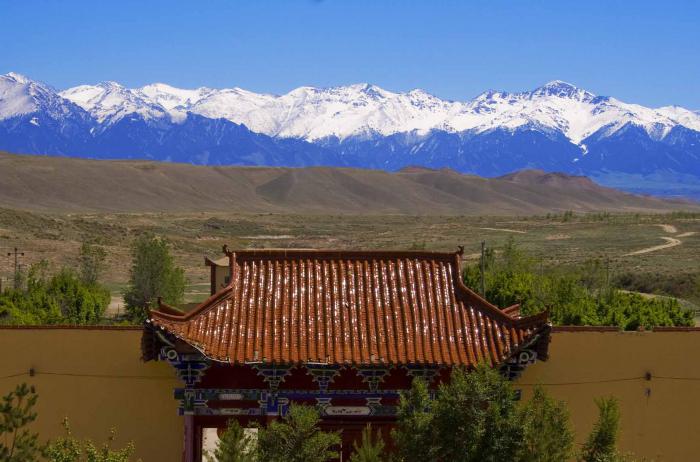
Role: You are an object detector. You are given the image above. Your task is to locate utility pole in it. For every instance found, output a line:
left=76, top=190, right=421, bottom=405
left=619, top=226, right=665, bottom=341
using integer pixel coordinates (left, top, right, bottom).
left=7, top=247, right=24, bottom=290
left=480, top=240, right=486, bottom=296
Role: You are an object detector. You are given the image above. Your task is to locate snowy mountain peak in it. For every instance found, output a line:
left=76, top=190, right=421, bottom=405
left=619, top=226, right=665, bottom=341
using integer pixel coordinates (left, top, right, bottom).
left=3, top=72, right=32, bottom=84
left=0, top=72, right=81, bottom=120
left=531, top=80, right=595, bottom=101
left=59, top=82, right=168, bottom=124
left=2, top=71, right=697, bottom=146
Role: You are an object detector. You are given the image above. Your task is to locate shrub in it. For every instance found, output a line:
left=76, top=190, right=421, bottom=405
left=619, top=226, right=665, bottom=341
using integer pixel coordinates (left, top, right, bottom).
left=0, top=262, right=110, bottom=325
left=44, top=418, right=135, bottom=462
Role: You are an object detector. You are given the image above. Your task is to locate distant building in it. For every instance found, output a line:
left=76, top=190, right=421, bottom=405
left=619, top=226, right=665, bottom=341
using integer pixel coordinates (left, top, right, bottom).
left=144, top=247, right=549, bottom=461
left=204, top=255, right=230, bottom=295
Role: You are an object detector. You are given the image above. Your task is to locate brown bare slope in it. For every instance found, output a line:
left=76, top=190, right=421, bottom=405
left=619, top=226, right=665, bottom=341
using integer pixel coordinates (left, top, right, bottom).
left=0, top=152, right=695, bottom=215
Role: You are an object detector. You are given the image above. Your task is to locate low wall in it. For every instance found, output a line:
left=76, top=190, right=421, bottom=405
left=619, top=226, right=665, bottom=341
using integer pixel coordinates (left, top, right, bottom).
left=519, top=327, right=700, bottom=461
left=0, top=327, right=182, bottom=462
left=2, top=326, right=699, bottom=461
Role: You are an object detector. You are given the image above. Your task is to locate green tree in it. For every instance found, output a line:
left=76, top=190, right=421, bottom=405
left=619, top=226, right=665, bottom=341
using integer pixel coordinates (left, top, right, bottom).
left=518, top=386, right=574, bottom=462
left=392, top=378, right=434, bottom=462
left=0, top=383, right=43, bottom=462
left=45, top=418, right=135, bottom=462
left=431, top=365, right=522, bottom=462
left=463, top=239, right=694, bottom=330
left=123, top=235, right=186, bottom=322
left=78, top=242, right=107, bottom=286
left=394, top=365, right=522, bottom=462
left=257, top=405, right=340, bottom=462
left=0, top=262, right=110, bottom=326
left=580, top=397, right=623, bottom=462
left=349, top=425, right=386, bottom=462
left=206, top=419, right=256, bottom=462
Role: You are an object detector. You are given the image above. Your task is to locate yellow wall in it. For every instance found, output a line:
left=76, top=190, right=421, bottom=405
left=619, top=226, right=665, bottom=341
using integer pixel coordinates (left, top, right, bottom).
left=2, top=327, right=700, bottom=461
left=518, top=328, right=700, bottom=462
left=0, top=327, right=182, bottom=462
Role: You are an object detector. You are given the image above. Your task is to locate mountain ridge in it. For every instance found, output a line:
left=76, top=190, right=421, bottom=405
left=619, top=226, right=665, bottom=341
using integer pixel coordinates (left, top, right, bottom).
left=2, top=72, right=700, bottom=199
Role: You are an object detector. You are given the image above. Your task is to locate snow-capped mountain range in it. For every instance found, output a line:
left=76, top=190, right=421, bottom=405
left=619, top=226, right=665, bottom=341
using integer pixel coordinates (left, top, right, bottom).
left=57, top=76, right=700, bottom=144
left=2, top=71, right=700, bottom=198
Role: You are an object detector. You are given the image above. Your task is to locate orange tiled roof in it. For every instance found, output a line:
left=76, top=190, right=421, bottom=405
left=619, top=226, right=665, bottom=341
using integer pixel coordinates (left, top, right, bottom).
left=148, top=249, right=548, bottom=367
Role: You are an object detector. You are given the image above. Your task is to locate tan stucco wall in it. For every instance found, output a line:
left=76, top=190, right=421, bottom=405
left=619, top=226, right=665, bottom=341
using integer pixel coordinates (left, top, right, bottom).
left=0, top=327, right=182, bottom=462
left=2, top=327, right=699, bottom=461
left=518, top=328, right=700, bottom=462
left=212, top=265, right=230, bottom=295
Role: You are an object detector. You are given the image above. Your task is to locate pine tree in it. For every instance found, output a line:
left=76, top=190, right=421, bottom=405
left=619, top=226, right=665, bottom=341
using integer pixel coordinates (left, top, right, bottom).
left=580, top=397, right=622, bottom=462
left=349, top=425, right=386, bottom=462
left=206, top=419, right=256, bottom=462
left=517, top=386, right=574, bottom=462
left=257, top=405, right=340, bottom=462
left=0, top=383, right=43, bottom=462
left=392, top=378, right=434, bottom=462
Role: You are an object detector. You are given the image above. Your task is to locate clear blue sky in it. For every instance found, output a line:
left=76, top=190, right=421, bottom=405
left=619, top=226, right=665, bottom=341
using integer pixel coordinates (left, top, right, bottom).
left=1, top=0, right=698, bottom=108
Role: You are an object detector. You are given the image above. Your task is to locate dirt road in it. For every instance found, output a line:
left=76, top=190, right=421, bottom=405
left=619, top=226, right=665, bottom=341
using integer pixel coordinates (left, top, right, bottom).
left=657, top=224, right=678, bottom=234
left=623, top=237, right=682, bottom=256
left=479, top=227, right=526, bottom=234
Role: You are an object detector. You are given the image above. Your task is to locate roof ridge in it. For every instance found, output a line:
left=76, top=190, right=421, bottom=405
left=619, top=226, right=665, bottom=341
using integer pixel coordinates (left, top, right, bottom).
left=232, top=248, right=463, bottom=260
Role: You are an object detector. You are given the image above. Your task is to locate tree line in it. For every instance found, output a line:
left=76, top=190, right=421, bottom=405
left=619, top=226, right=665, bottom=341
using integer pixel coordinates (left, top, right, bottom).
left=1, top=235, right=694, bottom=329
left=0, top=236, right=185, bottom=325
left=463, top=238, right=694, bottom=330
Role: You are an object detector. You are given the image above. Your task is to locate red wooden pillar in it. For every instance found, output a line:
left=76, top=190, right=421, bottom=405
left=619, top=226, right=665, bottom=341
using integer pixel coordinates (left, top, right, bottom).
left=183, top=414, right=196, bottom=462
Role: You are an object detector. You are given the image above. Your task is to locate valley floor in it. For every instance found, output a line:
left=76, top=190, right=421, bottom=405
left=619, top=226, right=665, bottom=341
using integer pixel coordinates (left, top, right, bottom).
left=1, top=209, right=699, bottom=308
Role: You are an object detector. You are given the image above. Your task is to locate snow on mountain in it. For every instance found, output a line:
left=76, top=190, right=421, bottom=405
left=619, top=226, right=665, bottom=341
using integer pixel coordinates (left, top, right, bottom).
left=56, top=77, right=700, bottom=145
left=2, top=72, right=700, bottom=198
left=0, top=72, right=82, bottom=121
left=4, top=71, right=700, bottom=150
left=59, top=82, right=169, bottom=124
left=445, top=81, right=699, bottom=144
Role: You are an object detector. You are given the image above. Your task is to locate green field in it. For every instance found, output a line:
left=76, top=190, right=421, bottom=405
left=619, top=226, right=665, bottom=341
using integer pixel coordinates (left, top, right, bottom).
left=1, top=209, right=699, bottom=308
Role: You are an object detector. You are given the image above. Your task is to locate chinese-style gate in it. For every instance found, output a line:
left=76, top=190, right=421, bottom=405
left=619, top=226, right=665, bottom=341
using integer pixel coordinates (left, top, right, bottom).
left=142, top=248, right=550, bottom=461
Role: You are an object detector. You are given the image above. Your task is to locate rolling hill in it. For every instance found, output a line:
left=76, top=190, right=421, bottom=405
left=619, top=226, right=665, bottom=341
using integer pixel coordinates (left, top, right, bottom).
left=0, top=151, right=694, bottom=215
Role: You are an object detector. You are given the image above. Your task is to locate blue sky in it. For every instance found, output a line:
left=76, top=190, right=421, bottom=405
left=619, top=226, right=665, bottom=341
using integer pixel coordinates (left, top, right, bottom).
left=1, top=0, right=698, bottom=108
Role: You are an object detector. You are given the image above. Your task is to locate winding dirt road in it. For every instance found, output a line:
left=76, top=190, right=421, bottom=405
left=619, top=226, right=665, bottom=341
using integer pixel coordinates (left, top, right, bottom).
left=623, top=236, right=682, bottom=256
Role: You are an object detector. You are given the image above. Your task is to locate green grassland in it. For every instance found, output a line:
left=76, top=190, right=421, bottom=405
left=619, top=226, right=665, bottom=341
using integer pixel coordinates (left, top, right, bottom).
left=1, top=209, right=699, bottom=307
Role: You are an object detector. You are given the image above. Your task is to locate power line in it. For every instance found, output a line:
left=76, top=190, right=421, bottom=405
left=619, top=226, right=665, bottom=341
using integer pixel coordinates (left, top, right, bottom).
left=36, top=371, right=177, bottom=380
left=0, top=370, right=176, bottom=381
left=517, top=376, right=644, bottom=386
left=6, top=247, right=25, bottom=290
left=3, top=370, right=700, bottom=385
left=0, top=372, right=28, bottom=380
left=653, top=375, right=700, bottom=382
